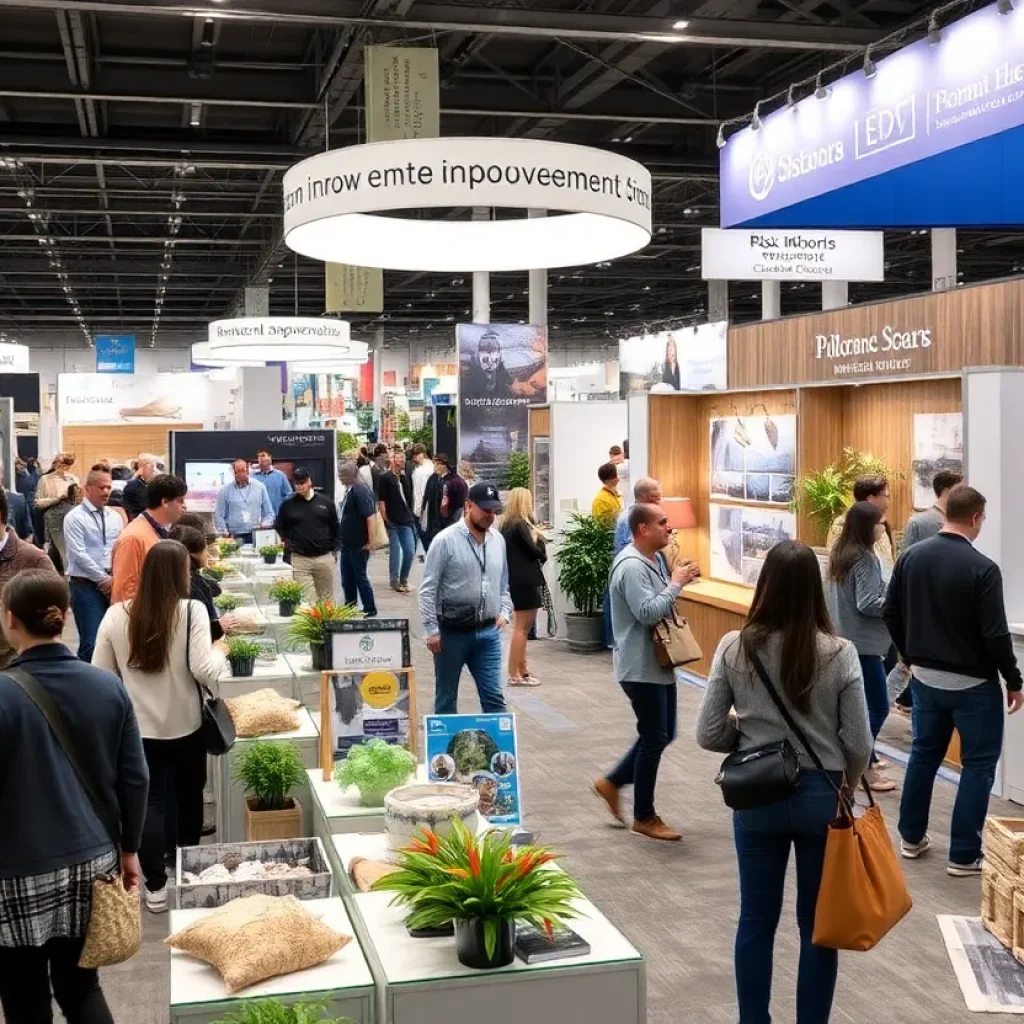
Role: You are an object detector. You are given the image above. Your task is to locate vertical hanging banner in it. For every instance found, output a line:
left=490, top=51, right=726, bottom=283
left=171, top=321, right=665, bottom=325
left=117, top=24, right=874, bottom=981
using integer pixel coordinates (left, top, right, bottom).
left=95, top=334, right=136, bottom=374
left=457, top=324, right=547, bottom=487
left=325, top=45, right=439, bottom=315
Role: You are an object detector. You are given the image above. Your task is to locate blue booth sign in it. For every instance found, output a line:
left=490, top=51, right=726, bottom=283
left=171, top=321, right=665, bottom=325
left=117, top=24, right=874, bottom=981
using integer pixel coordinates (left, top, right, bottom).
left=720, top=2, right=1024, bottom=227
left=95, top=335, right=136, bottom=374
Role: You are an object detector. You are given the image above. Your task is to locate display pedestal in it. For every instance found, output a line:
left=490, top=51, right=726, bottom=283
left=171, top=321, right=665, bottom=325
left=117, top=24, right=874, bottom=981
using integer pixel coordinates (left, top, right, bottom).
left=214, top=708, right=320, bottom=843
left=168, top=898, right=375, bottom=1024
left=254, top=565, right=295, bottom=599
left=331, top=833, right=399, bottom=897
left=348, top=890, right=645, bottom=1024
left=284, top=652, right=320, bottom=706
left=219, top=654, right=297, bottom=700
left=307, top=768, right=388, bottom=854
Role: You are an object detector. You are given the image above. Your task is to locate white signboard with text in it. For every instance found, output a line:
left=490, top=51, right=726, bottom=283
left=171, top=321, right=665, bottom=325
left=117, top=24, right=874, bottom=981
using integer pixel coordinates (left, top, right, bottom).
left=701, top=228, right=884, bottom=282
left=57, top=372, right=215, bottom=426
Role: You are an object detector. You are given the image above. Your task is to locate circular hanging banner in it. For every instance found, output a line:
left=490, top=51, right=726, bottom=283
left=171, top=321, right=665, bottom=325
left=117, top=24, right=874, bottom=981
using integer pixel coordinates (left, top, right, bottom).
left=282, top=137, right=653, bottom=272
left=192, top=340, right=367, bottom=369
left=360, top=671, right=400, bottom=709
left=207, top=317, right=360, bottom=362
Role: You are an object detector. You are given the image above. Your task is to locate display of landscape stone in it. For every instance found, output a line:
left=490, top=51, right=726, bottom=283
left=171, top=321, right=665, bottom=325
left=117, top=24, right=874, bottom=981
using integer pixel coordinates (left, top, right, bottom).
left=175, top=838, right=333, bottom=909
left=384, top=782, right=480, bottom=851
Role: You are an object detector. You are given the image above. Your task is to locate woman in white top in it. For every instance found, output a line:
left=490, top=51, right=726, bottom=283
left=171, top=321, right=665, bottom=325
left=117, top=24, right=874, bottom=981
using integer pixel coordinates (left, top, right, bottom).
left=92, top=539, right=228, bottom=914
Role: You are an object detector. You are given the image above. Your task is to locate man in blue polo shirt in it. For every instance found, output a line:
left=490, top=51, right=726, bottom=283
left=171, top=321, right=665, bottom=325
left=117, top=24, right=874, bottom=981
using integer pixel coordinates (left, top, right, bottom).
left=214, top=458, right=274, bottom=545
left=252, top=449, right=293, bottom=514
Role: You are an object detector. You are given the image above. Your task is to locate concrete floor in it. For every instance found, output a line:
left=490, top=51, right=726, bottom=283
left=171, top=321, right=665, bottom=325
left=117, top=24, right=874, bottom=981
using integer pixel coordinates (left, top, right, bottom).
left=56, top=554, right=1024, bottom=1023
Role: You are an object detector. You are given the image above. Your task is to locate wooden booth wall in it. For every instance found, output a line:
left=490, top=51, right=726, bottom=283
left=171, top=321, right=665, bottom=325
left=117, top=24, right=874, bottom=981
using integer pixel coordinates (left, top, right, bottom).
left=62, top=424, right=202, bottom=479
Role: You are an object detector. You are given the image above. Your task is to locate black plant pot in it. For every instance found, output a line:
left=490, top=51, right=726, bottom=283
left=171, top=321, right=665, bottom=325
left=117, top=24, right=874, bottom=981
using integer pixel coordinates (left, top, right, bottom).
left=309, top=642, right=328, bottom=671
left=229, top=654, right=256, bottom=678
left=263, top=554, right=278, bottom=565
left=454, top=918, right=515, bottom=970
left=278, top=600, right=298, bottom=617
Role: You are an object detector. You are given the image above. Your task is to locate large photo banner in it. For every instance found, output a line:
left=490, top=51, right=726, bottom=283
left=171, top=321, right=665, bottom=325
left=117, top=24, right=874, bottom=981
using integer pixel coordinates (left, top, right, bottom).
left=619, top=321, right=727, bottom=398
left=457, top=323, right=547, bottom=486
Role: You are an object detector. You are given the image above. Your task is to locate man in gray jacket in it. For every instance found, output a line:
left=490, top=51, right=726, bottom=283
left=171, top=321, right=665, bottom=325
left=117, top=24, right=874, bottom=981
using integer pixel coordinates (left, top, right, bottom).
left=594, top=503, right=699, bottom=841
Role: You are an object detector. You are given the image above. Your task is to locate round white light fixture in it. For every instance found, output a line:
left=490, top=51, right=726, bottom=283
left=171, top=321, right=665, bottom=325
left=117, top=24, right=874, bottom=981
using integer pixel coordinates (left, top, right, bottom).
left=207, top=316, right=359, bottom=362
left=282, top=137, right=653, bottom=272
left=192, top=338, right=367, bottom=370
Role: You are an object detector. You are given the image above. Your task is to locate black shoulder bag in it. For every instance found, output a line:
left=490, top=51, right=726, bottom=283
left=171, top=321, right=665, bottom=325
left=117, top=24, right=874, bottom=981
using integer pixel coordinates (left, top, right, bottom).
left=714, top=643, right=831, bottom=810
left=186, top=602, right=236, bottom=756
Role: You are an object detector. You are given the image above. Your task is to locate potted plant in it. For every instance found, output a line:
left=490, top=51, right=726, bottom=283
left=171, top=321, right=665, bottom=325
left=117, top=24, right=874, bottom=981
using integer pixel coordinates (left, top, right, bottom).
left=286, top=599, right=361, bottom=669
left=225, top=636, right=263, bottom=677
left=373, top=818, right=582, bottom=970
left=555, top=513, right=613, bottom=653
left=212, top=997, right=354, bottom=1024
left=232, top=740, right=306, bottom=841
left=268, top=579, right=305, bottom=617
left=505, top=450, right=530, bottom=490
left=334, top=738, right=416, bottom=806
left=218, top=539, right=241, bottom=558
left=259, top=543, right=284, bottom=565
left=214, top=592, right=242, bottom=613
left=202, top=564, right=225, bottom=583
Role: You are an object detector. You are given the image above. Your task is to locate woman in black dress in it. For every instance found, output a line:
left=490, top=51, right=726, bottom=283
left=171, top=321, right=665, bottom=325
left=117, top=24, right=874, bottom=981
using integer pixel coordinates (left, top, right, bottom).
left=499, top=487, right=547, bottom=687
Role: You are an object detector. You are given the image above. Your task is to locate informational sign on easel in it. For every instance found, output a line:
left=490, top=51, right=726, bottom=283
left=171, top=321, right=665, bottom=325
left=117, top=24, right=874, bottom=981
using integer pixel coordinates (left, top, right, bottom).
left=326, top=616, right=411, bottom=672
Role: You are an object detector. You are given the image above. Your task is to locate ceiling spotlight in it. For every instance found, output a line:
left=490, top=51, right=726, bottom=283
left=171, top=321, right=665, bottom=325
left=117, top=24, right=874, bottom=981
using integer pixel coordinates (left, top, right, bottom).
left=751, top=101, right=764, bottom=132
left=672, top=19, right=689, bottom=29
left=786, top=84, right=796, bottom=109
left=716, top=124, right=726, bottom=149
left=814, top=72, right=830, bottom=100
left=999, top=0, right=1013, bottom=14
left=927, top=13, right=941, bottom=44
left=189, top=102, right=202, bottom=127
left=863, top=48, right=877, bottom=79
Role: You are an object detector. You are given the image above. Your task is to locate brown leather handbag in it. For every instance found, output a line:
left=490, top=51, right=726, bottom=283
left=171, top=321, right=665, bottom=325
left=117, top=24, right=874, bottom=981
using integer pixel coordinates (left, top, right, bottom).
left=652, top=607, right=703, bottom=668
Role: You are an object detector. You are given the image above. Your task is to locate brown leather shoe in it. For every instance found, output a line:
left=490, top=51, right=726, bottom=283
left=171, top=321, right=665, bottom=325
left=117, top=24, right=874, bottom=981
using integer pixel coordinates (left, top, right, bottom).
left=631, top=816, right=682, bottom=842
left=593, top=778, right=626, bottom=827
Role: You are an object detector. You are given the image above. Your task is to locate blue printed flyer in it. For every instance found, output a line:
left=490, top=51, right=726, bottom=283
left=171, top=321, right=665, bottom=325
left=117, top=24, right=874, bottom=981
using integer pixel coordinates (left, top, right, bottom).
left=424, top=713, right=522, bottom=827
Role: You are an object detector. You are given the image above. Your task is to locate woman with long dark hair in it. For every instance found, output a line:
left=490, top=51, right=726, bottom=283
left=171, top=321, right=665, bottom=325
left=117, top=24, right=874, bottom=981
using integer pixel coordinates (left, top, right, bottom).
left=828, top=500, right=896, bottom=792
left=92, top=540, right=227, bottom=914
left=696, top=541, right=871, bottom=1024
left=661, top=336, right=681, bottom=390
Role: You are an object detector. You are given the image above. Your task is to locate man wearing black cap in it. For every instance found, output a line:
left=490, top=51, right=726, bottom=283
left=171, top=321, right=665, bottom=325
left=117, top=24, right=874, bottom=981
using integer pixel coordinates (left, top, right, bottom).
left=274, top=468, right=339, bottom=601
left=419, top=481, right=513, bottom=714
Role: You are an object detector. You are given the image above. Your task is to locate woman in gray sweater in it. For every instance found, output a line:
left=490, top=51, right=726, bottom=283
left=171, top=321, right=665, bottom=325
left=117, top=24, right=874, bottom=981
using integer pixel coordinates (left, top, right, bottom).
left=696, top=541, right=871, bottom=1024
left=828, top=500, right=895, bottom=792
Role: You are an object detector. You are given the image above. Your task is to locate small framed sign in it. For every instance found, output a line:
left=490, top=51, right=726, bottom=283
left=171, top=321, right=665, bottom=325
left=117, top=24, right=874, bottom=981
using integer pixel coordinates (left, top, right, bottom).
left=325, top=617, right=411, bottom=672
left=252, top=528, right=279, bottom=550
left=319, top=667, right=418, bottom=778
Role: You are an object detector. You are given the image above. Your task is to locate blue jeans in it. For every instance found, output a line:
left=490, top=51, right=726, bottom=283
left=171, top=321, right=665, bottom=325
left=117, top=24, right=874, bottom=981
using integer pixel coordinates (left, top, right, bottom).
left=339, top=548, right=377, bottom=616
left=433, top=625, right=506, bottom=715
left=858, top=654, right=889, bottom=765
left=606, top=682, right=677, bottom=820
left=69, top=578, right=110, bottom=663
left=387, top=524, right=415, bottom=586
left=601, top=585, right=613, bottom=649
left=733, top=771, right=842, bottom=1024
left=899, top=678, right=1003, bottom=865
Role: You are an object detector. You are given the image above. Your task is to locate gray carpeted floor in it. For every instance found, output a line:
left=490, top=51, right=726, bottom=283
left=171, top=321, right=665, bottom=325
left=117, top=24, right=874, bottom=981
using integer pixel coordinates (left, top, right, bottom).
left=51, top=554, right=1024, bottom=1022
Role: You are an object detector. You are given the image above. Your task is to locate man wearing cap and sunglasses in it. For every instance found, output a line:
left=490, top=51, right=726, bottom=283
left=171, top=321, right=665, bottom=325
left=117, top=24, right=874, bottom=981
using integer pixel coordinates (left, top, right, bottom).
left=419, top=481, right=513, bottom=714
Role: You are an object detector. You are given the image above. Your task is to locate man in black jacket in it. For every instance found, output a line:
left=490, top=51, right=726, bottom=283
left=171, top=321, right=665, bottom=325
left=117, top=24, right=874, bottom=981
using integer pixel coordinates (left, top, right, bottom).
left=121, top=454, right=156, bottom=520
left=883, top=485, right=1023, bottom=876
left=274, top=467, right=339, bottom=602
left=378, top=448, right=416, bottom=593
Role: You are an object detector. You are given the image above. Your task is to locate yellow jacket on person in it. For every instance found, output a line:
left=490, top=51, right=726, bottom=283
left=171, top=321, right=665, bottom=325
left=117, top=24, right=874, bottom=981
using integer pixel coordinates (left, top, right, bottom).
left=591, top=487, right=623, bottom=527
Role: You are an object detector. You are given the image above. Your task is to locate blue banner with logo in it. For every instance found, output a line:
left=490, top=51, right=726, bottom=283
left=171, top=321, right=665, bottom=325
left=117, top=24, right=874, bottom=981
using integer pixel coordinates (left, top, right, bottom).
left=95, top=335, right=135, bottom=374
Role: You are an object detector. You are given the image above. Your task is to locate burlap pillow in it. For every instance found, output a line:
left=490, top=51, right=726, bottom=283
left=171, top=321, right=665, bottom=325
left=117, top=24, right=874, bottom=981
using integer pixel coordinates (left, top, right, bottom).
left=225, top=688, right=301, bottom=737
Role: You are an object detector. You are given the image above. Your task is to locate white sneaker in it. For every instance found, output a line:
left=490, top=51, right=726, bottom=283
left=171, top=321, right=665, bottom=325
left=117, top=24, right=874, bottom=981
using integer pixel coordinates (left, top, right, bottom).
left=145, top=887, right=168, bottom=914
left=900, top=835, right=932, bottom=859
left=948, top=857, right=984, bottom=877
left=508, top=676, right=541, bottom=687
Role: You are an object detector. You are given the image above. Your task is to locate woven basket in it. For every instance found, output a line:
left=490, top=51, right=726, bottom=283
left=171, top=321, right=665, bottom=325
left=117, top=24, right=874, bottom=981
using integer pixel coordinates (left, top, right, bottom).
left=982, top=863, right=1016, bottom=949
left=984, top=817, right=1024, bottom=877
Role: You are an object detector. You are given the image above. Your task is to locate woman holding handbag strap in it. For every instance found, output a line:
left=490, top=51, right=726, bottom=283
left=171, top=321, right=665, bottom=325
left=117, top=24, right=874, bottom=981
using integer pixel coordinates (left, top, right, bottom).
left=0, top=570, right=148, bottom=1024
left=696, top=541, right=872, bottom=1024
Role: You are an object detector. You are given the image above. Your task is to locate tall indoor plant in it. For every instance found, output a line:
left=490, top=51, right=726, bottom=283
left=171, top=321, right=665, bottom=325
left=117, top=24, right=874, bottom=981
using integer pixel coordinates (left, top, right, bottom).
left=233, top=740, right=306, bottom=841
left=555, top=513, right=613, bottom=653
left=285, top=599, right=361, bottom=669
left=373, top=818, right=582, bottom=969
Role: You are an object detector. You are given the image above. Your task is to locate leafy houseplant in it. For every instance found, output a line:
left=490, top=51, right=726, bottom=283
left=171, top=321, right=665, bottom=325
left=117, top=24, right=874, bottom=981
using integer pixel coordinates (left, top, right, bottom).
left=202, top=565, right=225, bottom=582
left=218, top=539, right=241, bottom=558
left=268, top=579, right=305, bottom=617
left=233, top=740, right=306, bottom=841
left=214, top=592, right=242, bottom=613
left=259, top=543, right=284, bottom=565
left=286, top=599, right=361, bottom=667
left=334, top=738, right=416, bottom=806
left=555, top=513, right=613, bottom=653
left=336, top=431, right=360, bottom=457
left=373, top=818, right=583, bottom=969
left=505, top=450, right=530, bottom=490
left=225, top=636, right=263, bottom=678
left=212, top=998, right=353, bottom=1024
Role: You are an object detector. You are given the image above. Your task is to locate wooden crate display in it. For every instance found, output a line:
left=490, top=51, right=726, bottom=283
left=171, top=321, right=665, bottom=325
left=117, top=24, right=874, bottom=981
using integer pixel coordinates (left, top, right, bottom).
left=985, top=817, right=1024, bottom=877
left=982, top=863, right=1016, bottom=949
left=1012, top=889, right=1024, bottom=966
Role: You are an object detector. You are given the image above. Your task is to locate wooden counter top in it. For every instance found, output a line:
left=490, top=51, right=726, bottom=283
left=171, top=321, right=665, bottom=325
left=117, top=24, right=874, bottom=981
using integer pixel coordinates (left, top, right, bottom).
left=679, top=579, right=753, bottom=616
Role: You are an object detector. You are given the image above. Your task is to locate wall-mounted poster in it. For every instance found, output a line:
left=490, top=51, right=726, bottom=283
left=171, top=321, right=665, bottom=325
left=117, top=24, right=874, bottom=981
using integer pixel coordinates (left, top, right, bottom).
left=618, top=321, right=727, bottom=398
left=425, top=713, right=521, bottom=827
left=710, top=414, right=796, bottom=506
left=912, top=413, right=963, bottom=511
left=710, top=502, right=796, bottom=588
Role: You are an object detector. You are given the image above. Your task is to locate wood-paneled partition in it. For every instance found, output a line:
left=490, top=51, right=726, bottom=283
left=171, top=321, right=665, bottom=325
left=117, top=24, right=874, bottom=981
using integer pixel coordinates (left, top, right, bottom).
left=62, top=423, right=203, bottom=479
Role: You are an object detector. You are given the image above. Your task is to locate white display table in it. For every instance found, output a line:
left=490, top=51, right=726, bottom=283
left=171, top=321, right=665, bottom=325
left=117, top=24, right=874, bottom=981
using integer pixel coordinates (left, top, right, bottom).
left=168, top=898, right=375, bottom=1024
left=261, top=605, right=304, bottom=645
left=285, top=651, right=321, bottom=706
left=254, top=565, right=294, bottom=599
left=219, top=655, right=296, bottom=700
left=218, top=575, right=256, bottom=595
left=214, top=708, right=320, bottom=843
left=1004, top=626, right=1024, bottom=804
left=348, top=890, right=645, bottom=1024
left=306, top=769, right=387, bottom=848
left=221, top=554, right=262, bottom=579
left=330, top=832, right=399, bottom=897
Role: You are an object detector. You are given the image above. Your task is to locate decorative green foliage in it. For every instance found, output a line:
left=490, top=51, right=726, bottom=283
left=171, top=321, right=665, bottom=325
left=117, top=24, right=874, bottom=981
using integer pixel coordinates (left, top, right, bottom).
left=268, top=580, right=305, bottom=604
left=225, top=637, right=263, bottom=659
left=202, top=565, right=225, bottom=582
left=285, top=600, right=361, bottom=647
left=555, top=513, right=613, bottom=618
left=259, top=544, right=284, bottom=558
left=212, top=998, right=353, bottom=1024
left=232, top=741, right=306, bottom=811
left=213, top=593, right=242, bottom=612
left=336, top=432, right=359, bottom=457
left=505, top=450, right=530, bottom=490
left=217, top=539, right=241, bottom=557
left=334, top=738, right=416, bottom=806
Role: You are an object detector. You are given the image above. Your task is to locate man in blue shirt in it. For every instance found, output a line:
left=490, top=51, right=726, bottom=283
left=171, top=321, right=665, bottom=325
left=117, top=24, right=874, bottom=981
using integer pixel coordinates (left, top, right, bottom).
left=337, top=460, right=378, bottom=617
left=63, top=466, right=124, bottom=661
left=252, top=449, right=293, bottom=514
left=614, top=477, right=663, bottom=556
left=214, top=459, right=274, bottom=545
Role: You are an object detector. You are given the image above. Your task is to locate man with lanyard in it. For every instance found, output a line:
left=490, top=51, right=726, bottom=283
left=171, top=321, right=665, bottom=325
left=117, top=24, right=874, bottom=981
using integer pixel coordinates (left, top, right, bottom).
left=419, top=482, right=513, bottom=714
left=252, top=448, right=293, bottom=515
left=63, top=466, right=123, bottom=662
left=111, top=474, right=188, bottom=602
left=214, top=458, right=274, bottom=545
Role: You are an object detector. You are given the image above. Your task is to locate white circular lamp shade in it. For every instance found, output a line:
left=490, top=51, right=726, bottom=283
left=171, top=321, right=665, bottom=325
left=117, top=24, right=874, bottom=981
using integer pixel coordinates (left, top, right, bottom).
left=192, top=338, right=367, bottom=370
left=282, top=137, right=653, bottom=272
left=207, top=317, right=362, bottom=363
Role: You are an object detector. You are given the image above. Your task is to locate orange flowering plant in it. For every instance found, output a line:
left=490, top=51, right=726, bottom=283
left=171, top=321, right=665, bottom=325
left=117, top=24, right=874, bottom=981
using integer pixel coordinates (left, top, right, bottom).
left=371, top=817, right=582, bottom=960
left=285, top=599, right=361, bottom=647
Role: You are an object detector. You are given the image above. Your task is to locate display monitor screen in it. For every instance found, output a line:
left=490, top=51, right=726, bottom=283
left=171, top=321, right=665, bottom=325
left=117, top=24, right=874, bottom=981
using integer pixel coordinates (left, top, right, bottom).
left=184, top=461, right=235, bottom=513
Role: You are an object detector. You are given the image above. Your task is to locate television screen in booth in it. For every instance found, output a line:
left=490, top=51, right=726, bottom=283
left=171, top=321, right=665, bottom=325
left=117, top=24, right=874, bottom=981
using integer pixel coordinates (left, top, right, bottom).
left=184, top=461, right=235, bottom=513
left=619, top=322, right=727, bottom=398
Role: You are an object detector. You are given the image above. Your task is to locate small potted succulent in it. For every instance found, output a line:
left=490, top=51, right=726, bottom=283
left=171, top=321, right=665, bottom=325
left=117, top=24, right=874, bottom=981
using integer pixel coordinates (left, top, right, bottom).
left=232, top=740, right=306, bottom=841
left=268, top=579, right=305, bottom=617
left=212, top=998, right=354, bottom=1024
left=225, top=636, right=263, bottom=677
left=334, top=738, right=416, bottom=807
left=259, top=543, right=284, bottom=565
left=286, top=599, right=361, bottom=669
left=373, top=818, right=583, bottom=969
left=218, top=539, right=241, bottom=558
left=213, top=592, right=242, bottom=613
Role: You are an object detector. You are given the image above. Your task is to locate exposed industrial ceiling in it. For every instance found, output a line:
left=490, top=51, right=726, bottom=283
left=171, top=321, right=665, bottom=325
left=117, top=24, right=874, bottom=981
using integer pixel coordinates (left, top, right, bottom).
left=0, top=0, right=1016, bottom=348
